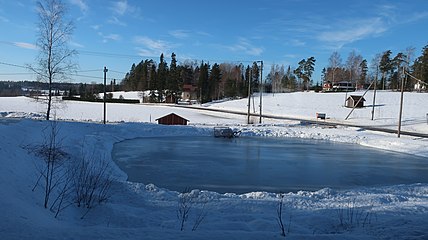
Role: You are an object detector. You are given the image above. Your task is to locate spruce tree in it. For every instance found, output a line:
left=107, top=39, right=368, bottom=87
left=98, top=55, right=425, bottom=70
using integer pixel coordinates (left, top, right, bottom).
left=157, top=53, right=168, bottom=102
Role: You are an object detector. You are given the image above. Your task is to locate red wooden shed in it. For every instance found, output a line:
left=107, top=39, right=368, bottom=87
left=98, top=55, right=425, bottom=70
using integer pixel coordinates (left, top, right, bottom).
left=156, top=113, right=189, bottom=125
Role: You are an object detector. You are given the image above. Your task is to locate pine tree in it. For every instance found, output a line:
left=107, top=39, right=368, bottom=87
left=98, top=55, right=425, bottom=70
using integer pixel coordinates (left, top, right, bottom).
left=284, top=65, right=297, bottom=91
left=209, top=63, right=221, bottom=100
left=157, top=53, right=168, bottom=102
left=293, top=57, right=316, bottom=91
left=359, top=59, right=368, bottom=88
left=198, top=62, right=210, bottom=103
left=391, top=52, right=407, bottom=90
left=294, top=59, right=305, bottom=91
left=168, top=52, right=180, bottom=99
left=413, top=44, right=428, bottom=85
left=379, top=50, right=392, bottom=90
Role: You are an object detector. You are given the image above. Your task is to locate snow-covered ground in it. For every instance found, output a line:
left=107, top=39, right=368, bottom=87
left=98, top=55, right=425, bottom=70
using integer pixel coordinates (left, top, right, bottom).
left=1, top=91, right=428, bottom=239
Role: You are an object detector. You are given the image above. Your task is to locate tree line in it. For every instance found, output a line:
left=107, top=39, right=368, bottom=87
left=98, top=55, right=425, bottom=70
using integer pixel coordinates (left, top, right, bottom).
left=121, top=53, right=265, bottom=103
left=120, top=44, right=428, bottom=102
left=322, top=45, right=428, bottom=91
left=120, top=53, right=320, bottom=103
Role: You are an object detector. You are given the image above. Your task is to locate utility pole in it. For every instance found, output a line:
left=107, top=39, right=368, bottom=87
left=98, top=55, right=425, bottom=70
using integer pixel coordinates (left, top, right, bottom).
left=247, top=69, right=252, bottom=124
left=371, top=67, right=378, bottom=120
left=397, top=67, right=406, bottom=138
left=260, top=61, right=263, bottom=123
left=103, top=66, right=108, bottom=124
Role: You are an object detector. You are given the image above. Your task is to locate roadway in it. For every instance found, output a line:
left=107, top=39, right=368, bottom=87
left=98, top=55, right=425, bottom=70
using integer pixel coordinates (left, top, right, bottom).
left=173, top=104, right=428, bottom=139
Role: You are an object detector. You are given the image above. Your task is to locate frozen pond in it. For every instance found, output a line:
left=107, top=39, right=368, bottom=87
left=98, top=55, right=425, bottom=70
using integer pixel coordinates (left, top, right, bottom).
left=112, top=136, right=428, bottom=194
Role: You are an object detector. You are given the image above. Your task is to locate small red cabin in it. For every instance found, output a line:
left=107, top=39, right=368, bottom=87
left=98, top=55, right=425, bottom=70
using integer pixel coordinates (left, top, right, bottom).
left=156, top=113, right=189, bottom=125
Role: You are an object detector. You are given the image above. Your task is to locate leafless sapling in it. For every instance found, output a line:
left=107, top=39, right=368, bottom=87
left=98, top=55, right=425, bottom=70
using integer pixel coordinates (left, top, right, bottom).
left=72, top=147, right=113, bottom=219
left=276, top=193, right=292, bottom=237
left=31, top=120, right=68, bottom=209
left=177, top=188, right=192, bottom=231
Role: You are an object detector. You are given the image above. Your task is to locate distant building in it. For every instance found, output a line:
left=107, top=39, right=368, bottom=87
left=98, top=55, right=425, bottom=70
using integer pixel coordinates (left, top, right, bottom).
left=346, top=95, right=365, bottom=108
left=156, top=113, right=189, bottom=125
left=181, top=84, right=198, bottom=100
left=414, top=82, right=426, bottom=92
left=165, top=94, right=177, bottom=104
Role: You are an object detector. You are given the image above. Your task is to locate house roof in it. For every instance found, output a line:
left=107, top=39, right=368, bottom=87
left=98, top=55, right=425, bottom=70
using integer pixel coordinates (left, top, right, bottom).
left=347, top=95, right=365, bottom=101
left=155, top=113, right=189, bottom=121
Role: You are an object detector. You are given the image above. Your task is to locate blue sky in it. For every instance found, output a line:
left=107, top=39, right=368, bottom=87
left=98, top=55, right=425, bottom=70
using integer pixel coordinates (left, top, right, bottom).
left=1, top=0, right=428, bottom=84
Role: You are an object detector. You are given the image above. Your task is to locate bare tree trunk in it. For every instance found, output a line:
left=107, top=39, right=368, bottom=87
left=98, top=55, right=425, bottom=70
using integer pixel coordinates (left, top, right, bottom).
left=47, top=77, right=52, bottom=120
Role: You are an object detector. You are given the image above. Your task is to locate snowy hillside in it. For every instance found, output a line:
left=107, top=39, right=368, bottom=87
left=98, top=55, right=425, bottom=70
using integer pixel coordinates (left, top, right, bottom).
left=1, top=91, right=428, bottom=239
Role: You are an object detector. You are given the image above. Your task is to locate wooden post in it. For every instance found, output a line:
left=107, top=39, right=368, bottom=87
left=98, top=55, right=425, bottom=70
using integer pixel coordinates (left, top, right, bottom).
left=103, top=66, right=108, bottom=124
left=398, top=67, right=406, bottom=138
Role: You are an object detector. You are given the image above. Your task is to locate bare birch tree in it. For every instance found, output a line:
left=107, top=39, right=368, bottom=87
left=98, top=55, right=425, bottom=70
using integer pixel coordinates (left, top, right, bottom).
left=346, top=50, right=363, bottom=87
left=328, top=51, right=342, bottom=84
left=34, top=0, right=76, bottom=120
left=269, top=64, right=285, bottom=93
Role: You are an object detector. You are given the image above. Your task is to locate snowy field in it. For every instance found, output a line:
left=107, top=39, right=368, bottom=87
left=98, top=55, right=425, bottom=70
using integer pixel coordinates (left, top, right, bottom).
left=1, top=91, right=428, bottom=239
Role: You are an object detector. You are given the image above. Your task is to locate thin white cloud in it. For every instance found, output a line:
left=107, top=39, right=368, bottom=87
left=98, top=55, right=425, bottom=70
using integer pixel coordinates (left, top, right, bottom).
left=0, top=15, right=9, bottom=23
left=13, top=42, right=37, bottom=50
left=288, top=39, right=306, bottom=47
left=377, top=4, right=397, bottom=18
left=226, top=38, right=263, bottom=56
left=96, top=32, right=121, bottom=43
left=69, top=0, right=88, bottom=13
left=104, top=34, right=121, bottom=41
left=196, top=31, right=212, bottom=37
left=402, top=11, right=428, bottom=24
left=107, top=16, right=127, bottom=26
left=284, top=54, right=297, bottom=59
left=111, top=0, right=140, bottom=16
left=107, top=1, right=142, bottom=26
left=315, top=2, right=428, bottom=50
left=169, top=30, right=190, bottom=39
left=317, top=18, right=387, bottom=47
left=70, top=41, right=84, bottom=48
left=135, top=48, right=159, bottom=58
left=112, top=0, right=128, bottom=16
left=91, top=25, right=101, bottom=30
left=134, top=36, right=174, bottom=57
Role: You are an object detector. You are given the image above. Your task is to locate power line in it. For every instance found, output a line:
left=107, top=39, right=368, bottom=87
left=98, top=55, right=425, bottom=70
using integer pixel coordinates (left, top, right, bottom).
left=1, top=40, right=265, bottom=66
left=0, top=73, right=32, bottom=75
left=108, top=69, right=127, bottom=74
left=0, top=61, right=29, bottom=69
left=0, top=60, right=122, bottom=76
left=72, top=74, right=103, bottom=80
left=77, top=69, right=103, bottom=73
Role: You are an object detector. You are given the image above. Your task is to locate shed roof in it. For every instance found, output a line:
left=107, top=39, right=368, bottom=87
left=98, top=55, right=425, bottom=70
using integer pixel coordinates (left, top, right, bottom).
left=155, top=113, right=189, bottom=121
left=347, top=95, right=366, bottom=101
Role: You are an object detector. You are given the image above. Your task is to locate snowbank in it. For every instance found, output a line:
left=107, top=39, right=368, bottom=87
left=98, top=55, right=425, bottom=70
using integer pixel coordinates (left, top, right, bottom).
left=1, top=93, right=428, bottom=239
